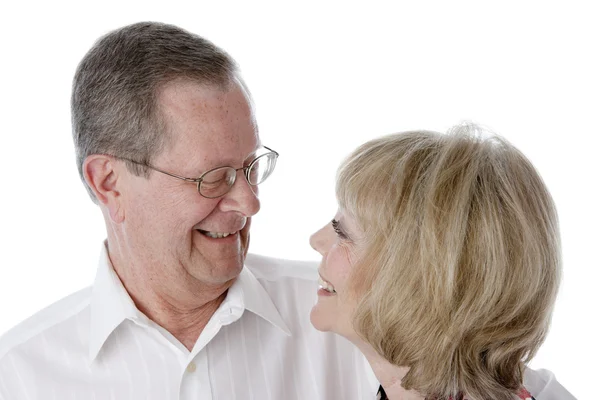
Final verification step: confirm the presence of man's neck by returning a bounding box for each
[107,245,233,352]
[133,288,228,351]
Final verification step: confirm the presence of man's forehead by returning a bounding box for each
[154,78,260,168]
[159,79,257,130]
[158,79,246,109]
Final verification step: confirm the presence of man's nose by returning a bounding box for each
[219,171,260,216]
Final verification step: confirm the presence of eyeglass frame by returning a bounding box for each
[113,146,279,198]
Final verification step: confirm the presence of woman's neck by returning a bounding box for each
[355,341,425,400]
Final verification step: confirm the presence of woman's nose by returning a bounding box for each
[309,224,330,255]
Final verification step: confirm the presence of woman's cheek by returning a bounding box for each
[328,244,355,293]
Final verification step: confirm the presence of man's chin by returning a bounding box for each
[191,230,250,281]
[203,255,245,283]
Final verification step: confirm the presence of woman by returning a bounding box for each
[310,124,576,399]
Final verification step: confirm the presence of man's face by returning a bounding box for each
[120,80,260,288]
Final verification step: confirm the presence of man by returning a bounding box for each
[0,22,377,399]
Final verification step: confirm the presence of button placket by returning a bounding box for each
[180,351,212,399]
[186,362,197,373]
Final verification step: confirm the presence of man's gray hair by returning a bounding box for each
[71,22,238,202]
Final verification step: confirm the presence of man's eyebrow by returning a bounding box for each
[244,145,264,162]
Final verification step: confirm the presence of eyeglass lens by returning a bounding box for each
[198,152,277,198]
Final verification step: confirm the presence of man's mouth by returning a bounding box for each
[197,229,239,239]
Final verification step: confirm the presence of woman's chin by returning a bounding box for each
[310,303,335,332]
[310,301,357,340]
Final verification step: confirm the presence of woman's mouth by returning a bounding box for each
[318,275,337,294]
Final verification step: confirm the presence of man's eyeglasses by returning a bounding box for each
[118,146,279,198]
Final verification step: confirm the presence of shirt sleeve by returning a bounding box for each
[524,368,578,400]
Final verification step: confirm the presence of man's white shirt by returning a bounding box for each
[0,245,379,399]
[0,245,576,399]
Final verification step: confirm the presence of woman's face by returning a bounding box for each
[309,210,364,340]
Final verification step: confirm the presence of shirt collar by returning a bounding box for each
[88,244,291,363]
[234,266,291,336]
[88,243,142,362]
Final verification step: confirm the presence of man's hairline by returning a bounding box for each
[151,72,258,155]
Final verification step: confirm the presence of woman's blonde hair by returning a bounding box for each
[337,124,561,400]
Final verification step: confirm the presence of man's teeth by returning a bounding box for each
[201,231,237,239]
[318,276,337,294]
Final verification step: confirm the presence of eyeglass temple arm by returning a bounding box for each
[263,145,278,156]
[126,158,202,183]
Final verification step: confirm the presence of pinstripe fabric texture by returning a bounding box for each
[0,246,379,400]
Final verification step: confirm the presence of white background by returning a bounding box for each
[0,1,598,398]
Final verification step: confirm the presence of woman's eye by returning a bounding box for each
[331,219,348,240]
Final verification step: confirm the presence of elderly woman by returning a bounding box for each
[310,124,576,400]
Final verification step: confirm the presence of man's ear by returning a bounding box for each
[83,155,124,223]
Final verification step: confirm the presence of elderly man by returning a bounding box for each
[0,22,377,399]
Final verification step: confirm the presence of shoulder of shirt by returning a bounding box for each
[524,367,577,399]
[244,253,318,282]
[0,286,92,361]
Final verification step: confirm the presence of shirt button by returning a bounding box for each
[187,362,197,373]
